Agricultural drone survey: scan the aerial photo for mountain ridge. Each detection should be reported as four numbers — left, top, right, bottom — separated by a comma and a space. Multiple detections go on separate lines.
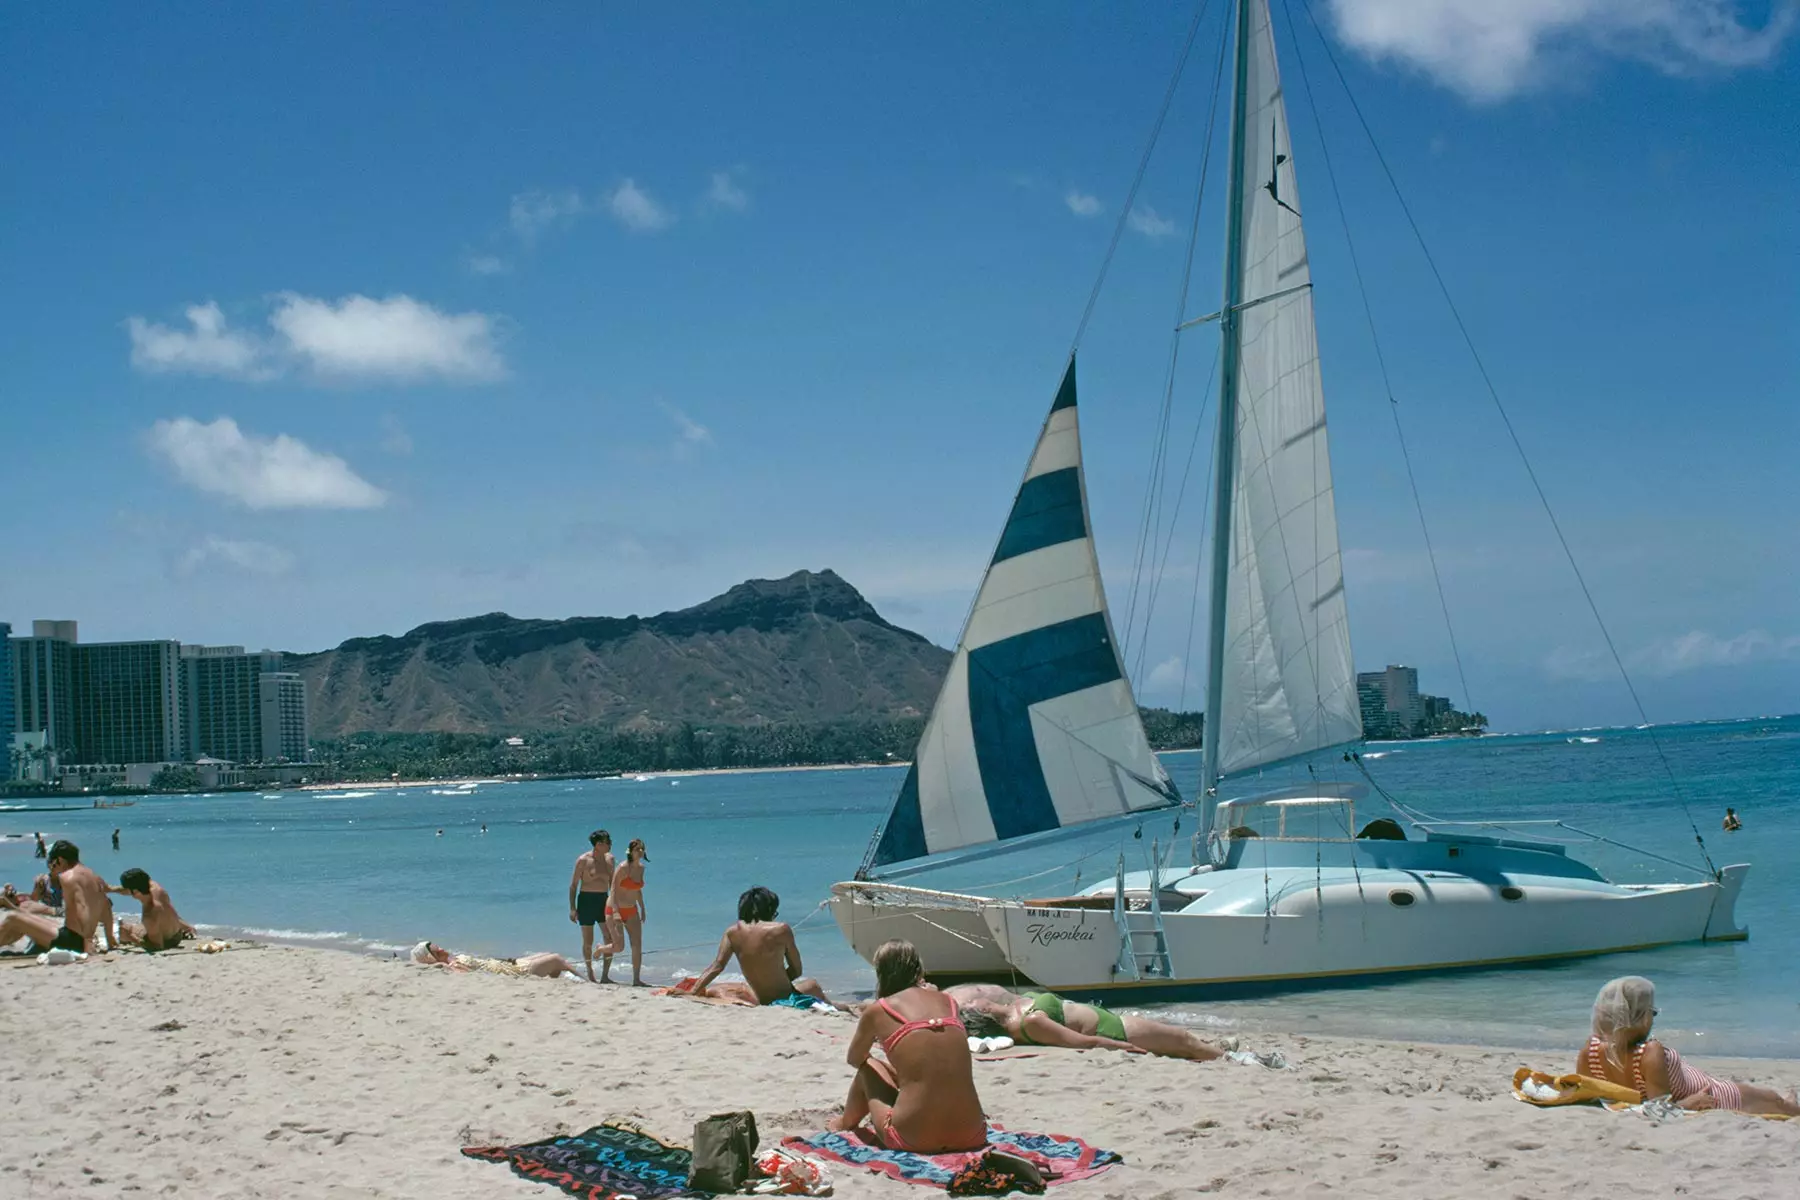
288, 569, 952, 736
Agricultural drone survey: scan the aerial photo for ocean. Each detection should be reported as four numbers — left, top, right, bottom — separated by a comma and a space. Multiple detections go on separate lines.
4, 714, 1794, 1057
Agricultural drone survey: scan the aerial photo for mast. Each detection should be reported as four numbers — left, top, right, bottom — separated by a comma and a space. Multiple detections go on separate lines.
1199, 0, 1255, 815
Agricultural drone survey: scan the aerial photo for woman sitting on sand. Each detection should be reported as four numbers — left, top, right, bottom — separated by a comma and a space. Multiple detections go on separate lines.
829, 940, 987, 1153
1579, 976, 1800, 1115
409, 941, 575, 979
957, 987, 1227, 1061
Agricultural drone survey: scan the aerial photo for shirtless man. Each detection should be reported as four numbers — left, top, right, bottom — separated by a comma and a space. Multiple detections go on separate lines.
568, 829, 616, 983
692, 886, 837, 1007
112, 868, 196, 951
46, 841, 114, 953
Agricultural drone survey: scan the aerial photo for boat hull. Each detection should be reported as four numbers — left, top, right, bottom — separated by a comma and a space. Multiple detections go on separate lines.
978, 863, 1750, 994
828, 882, 1013, 980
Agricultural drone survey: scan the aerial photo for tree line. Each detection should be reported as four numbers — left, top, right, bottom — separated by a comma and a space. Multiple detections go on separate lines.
309, 709, 1206, 781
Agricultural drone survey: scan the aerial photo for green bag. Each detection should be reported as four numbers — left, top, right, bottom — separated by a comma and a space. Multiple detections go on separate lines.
689, 1110, 759, 1193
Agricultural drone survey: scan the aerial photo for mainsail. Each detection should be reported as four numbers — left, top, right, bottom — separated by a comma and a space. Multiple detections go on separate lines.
1207, 0, 1360, 784
866, 361, 1180, 874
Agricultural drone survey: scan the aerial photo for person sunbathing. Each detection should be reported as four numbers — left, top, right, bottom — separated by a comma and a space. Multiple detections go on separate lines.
1, 883, 56, 916
958, 987, 1226, 1061
111, 868, 196, 952
1579, 975, 1800, 1115
690, 885, 838, 1008
829, 940, 987, 1153
409, 941, 575, 979
0, 906, 61, 953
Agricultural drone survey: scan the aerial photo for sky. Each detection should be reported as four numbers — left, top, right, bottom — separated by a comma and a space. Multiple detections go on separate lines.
2, 0, 1795, 733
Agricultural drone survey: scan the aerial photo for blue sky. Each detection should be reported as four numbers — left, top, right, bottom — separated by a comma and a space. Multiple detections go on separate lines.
2, 1, 1795, 732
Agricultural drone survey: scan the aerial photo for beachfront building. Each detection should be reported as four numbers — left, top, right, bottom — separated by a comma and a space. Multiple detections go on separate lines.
258, 671, 309, 763
9, 620, 78, 759
5, 620, 312, 774
1357, 665, 1422, 740
65, 637, 183, 765
0, 621, 13, 777
182, 644, 285, 762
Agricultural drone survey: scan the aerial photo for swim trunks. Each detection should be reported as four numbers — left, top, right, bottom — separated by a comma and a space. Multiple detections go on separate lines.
575, 891, 608, 927
143, 930, 191, 953
51, 927, 85, 952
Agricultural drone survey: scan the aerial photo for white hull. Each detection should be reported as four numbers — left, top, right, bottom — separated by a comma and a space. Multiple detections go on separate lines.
979, 862, 1750, 993
828, 882, 1012, 979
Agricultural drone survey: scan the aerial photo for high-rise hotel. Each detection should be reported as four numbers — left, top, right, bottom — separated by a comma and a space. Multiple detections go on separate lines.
5, 619, 309, 771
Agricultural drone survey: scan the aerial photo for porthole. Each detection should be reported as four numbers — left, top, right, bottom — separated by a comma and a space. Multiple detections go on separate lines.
1500, 886, 1525, 902
1388, 889, 1416, 908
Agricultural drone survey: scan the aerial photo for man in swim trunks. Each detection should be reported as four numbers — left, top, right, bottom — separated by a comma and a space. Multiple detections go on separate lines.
568, 829, 616, 982
111, 868, 196, 951
691, 886, 839, 1008
46, 841, 114, 953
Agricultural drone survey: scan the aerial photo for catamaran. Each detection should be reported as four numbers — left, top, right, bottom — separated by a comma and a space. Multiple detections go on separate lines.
830, 0, 1748, 992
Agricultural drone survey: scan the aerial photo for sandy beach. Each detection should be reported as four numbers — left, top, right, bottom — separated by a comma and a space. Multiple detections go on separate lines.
1, 946, 1793, 1198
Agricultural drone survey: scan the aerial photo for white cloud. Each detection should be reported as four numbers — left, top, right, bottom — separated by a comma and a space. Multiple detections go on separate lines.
659, 401, 713, 460
1632, 630, 1800, 677
707, 169, 750, 212
125, 302, 271, 381
1544, 629, 1800, 682
608, 179, 674, 232
508, 188, 586, 240
1327, 0, 1797, 101
177, 535, 296, 578
1128, 206, 1177, 238
125, 294, 505, 384
1065, 190, 1103, 217
465, 252, 511, 276
146, 417, 388, 510
1145, 656, 1186, 692
268, 293, 505, 382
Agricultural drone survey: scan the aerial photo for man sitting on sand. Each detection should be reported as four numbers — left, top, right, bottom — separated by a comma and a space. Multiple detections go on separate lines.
110, 868, 196, 952
691, 886, 838, 1008
45, 841, 114, 954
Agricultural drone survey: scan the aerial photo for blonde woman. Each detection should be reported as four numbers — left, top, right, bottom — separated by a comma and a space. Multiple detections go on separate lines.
1579, 976, 1799, 1115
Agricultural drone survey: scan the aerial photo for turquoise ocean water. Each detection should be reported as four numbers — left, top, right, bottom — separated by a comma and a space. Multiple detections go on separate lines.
4, 715, 1795, 1056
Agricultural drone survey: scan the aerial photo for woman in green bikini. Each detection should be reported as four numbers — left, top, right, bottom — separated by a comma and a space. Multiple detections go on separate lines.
959, 989, 1227, 1061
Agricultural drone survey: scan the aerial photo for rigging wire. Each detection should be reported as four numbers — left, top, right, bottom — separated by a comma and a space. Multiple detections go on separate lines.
1123, 9, 1234, 667
1279, 1, 1480, 747
1068, 0, 1214, 359
1293, 0, 1717, 877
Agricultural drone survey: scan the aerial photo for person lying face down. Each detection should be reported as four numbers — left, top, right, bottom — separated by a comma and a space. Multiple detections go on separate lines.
690, 886, 838, 1008
408, 941, 575, 979
952, 985, 1226, 1061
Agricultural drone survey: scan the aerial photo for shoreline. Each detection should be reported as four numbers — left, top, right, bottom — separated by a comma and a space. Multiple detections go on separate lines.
293, 760, 910, 792
4, 944, 1794, 1199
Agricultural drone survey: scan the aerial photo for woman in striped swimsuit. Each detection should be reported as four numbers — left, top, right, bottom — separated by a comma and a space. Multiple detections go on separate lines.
1580, 976, 1799, 1115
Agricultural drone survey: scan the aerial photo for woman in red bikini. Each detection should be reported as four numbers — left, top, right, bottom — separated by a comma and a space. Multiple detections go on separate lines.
829, 940, 987, 1153
599, 838, 649, 986
1579, 975, 1799, 1115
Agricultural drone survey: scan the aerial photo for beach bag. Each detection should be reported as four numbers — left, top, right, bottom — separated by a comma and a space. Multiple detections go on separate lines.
691, 1110, 760, 1192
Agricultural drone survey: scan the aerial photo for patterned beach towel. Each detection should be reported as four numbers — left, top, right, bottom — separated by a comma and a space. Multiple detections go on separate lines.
463, 1122, 710, 1199
782, 1125, 1119, 1189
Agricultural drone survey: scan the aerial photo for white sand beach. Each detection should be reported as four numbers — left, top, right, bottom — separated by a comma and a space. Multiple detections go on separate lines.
1, 946, 1793, 1198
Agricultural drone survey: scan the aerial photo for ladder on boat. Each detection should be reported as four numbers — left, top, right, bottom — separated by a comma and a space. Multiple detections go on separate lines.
1112, 844, 1173, 980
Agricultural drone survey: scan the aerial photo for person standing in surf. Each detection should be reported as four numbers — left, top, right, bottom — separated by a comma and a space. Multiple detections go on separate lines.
568, 830, 616, 983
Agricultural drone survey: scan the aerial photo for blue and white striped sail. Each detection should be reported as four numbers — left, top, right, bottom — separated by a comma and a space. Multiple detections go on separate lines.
867, 361, 1179, 874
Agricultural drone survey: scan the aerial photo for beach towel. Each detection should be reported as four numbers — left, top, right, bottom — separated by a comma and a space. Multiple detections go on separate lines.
463, 1122, 710, 1200
782, 1125, 1119, 1190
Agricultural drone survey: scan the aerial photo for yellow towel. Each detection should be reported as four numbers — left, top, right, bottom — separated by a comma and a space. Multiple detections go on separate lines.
1511, 1067, 1642, 1107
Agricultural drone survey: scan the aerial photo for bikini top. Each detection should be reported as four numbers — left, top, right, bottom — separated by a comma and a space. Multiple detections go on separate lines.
876, 994, 964, 1054
614, 875, 644, 892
